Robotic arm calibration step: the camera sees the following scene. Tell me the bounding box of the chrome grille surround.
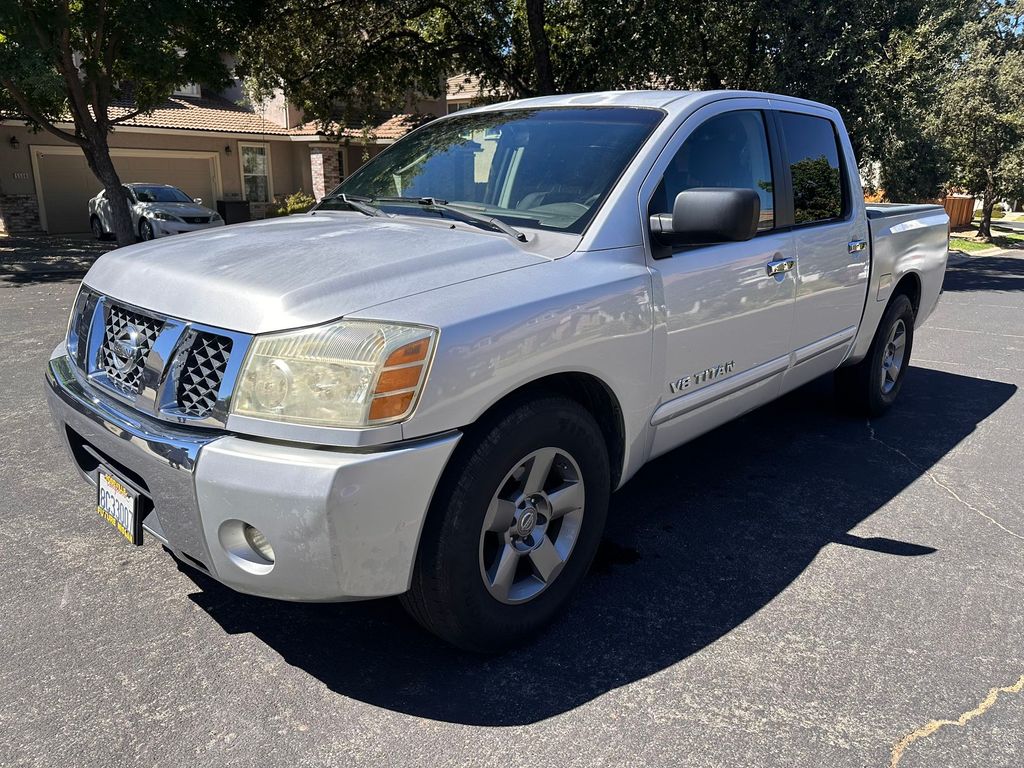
[67,288,252,429]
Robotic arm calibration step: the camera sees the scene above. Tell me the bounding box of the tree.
[0,1,256,245]
[938,0,1024,239]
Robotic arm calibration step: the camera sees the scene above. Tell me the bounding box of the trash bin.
[217,200,251,225]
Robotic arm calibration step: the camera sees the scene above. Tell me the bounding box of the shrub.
[267,190,317,217]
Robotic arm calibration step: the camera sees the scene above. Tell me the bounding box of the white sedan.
[88,183,225,241]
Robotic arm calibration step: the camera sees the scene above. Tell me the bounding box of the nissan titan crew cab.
[46,91,949,651]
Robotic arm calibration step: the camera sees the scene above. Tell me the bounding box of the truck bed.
[847,203,949,363]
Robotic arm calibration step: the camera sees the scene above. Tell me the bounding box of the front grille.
[181,216,209,224]
[99,305,162,393]
[176,332,232,417]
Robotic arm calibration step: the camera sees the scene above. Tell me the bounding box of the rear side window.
[651,110,774,231]
[779,112,845,225]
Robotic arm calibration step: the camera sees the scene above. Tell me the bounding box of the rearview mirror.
[194,197,203,205]
[649,188,760,246]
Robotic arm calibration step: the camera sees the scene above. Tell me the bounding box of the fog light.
[243,524,275,563]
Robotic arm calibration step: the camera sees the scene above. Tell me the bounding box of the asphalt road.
[2,251,1023,768]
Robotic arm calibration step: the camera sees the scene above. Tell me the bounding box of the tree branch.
[0,77,86,146]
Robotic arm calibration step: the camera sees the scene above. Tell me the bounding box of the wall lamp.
[8,136,19,150]
[224,144,232,155]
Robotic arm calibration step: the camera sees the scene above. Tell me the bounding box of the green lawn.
[950,230,1024,253]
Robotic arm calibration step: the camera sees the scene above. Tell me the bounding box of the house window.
[239,143,272,202]
[173,83,202,97]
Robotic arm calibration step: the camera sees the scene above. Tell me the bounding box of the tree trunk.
[524,0,556,96]
[81,133,135,246]
[976,173,995,241]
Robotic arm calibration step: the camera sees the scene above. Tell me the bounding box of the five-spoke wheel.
[479,447,585,604]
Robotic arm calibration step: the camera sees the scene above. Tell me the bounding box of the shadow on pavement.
[0,233,113,286]
[943,254,1024,293]
[182,367,1016,725]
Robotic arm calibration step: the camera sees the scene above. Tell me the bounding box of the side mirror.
[650,188,760,246]
[193,197,203,205]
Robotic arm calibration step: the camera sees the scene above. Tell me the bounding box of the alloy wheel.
[478,447,586,604]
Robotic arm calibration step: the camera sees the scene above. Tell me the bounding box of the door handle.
[766,257,796,276]
[848,239,867,254]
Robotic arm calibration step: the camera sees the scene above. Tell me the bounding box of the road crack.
[866,420,1024,543]
[889,674,1024,766]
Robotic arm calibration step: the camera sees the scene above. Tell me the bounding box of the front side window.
[779,112,845,225]
[651,110,775,231]
[329,107,663,234]
[240,143,271,202]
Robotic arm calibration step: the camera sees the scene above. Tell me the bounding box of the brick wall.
[0,194,43,234]
[309,145,341,200]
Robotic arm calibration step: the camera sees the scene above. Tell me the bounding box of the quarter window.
[779,113,845,225]
[652,110,775,231]
[240,143,271,202]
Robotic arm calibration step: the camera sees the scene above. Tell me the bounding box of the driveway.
[2,251,1023,767]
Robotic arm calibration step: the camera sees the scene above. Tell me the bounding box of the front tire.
[836,293,915,416]
[139,219,155,241]
[402,396,611,652]
[89,215,108,241]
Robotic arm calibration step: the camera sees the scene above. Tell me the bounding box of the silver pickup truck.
[46,90,949,651]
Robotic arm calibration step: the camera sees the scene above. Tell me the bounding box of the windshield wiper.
[373,196,527,242]
[330,194,389,218]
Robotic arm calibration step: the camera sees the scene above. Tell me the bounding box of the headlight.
[231,319,437,428]
[210,213,223,222]
[151,211,182,222]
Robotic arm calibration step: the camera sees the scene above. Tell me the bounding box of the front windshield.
[133,186,193,203]
[325,107,663,234]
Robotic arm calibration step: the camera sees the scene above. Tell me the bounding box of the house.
[445,73,509,113]
[0,82,444,236]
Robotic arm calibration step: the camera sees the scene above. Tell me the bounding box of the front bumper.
[45,349,460,601]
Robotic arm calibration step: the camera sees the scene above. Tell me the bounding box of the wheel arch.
[464,371,627,491]
[892,270,922,317]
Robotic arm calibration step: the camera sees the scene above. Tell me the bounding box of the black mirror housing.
[650,188,761,246]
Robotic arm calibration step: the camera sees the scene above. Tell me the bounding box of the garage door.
[34,149,218,234]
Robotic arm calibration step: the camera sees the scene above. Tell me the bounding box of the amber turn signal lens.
[369,391,415,421]
[384,338,430,367]
[375,365,423,393]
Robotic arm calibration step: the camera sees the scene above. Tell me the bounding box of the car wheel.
[89,215,107,241]
[401,395,611,652]
[139,219,155,241]
[836,293,915,416]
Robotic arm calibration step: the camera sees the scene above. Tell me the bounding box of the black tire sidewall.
[140,220,153,241]
[416,397,610,651]
[867,295,915,412]
[90,217,104,239]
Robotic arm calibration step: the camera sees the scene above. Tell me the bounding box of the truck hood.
[84,213,555,333]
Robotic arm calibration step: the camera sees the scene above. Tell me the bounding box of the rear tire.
[836,293,915,416]
[401,396,610,653]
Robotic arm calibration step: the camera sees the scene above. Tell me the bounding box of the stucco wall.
[0,123,320,232]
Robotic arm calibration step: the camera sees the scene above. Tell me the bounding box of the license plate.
[97,470,142,545]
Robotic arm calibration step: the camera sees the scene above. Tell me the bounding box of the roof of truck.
[467,90,835,117]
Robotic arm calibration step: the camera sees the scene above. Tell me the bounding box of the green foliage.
[791,157,843,224]
[268,190,316,217]
[938,0,1024,237]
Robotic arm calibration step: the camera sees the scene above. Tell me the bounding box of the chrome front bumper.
[45,348,460,601]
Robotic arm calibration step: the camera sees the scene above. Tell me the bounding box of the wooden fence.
[943,195,975,228]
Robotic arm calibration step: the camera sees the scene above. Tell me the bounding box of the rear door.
[643,99,797,458]
[774,108,870,391]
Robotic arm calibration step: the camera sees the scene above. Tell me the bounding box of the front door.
[645,102,796,458]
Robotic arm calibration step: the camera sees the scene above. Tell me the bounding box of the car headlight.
[231,319,437,427]
[151,211,182,222]
[210,212,223,222]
